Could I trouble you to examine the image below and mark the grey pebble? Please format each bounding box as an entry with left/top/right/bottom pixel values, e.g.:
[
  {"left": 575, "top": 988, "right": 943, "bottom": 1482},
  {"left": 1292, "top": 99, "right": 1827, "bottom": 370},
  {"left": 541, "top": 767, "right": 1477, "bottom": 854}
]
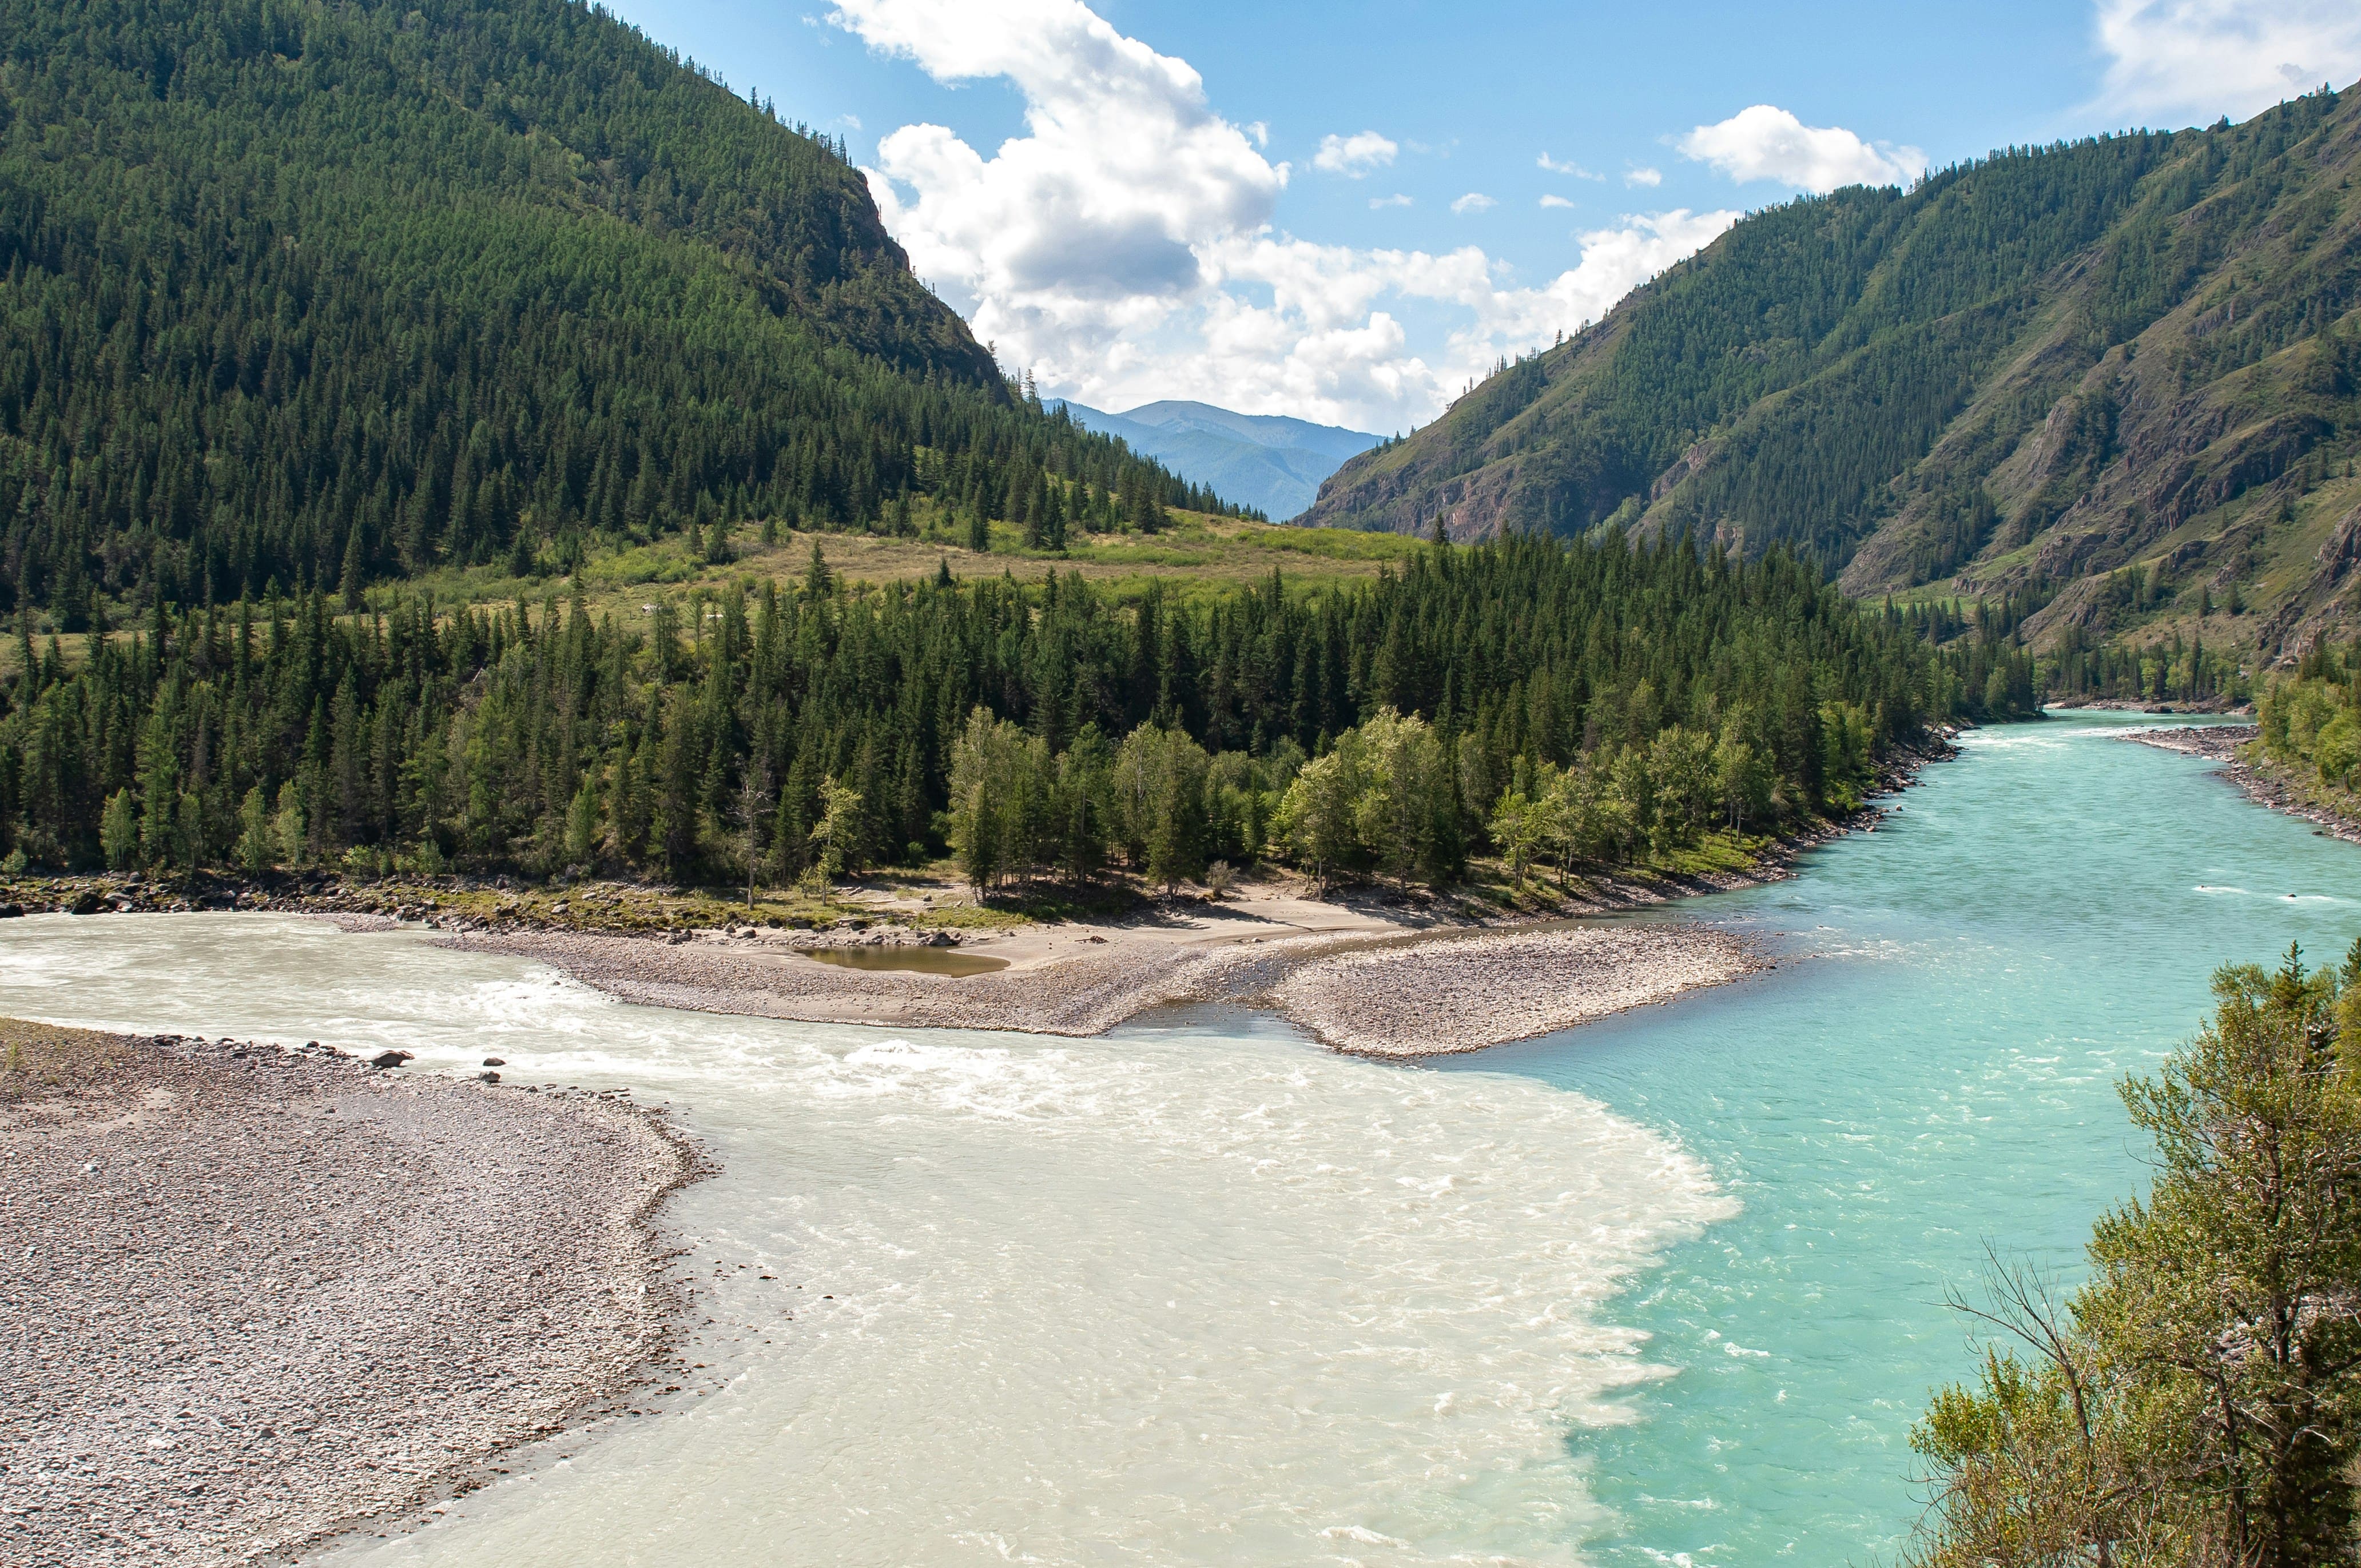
[{"left": 1, "top": 1029, "right": 699, "bottom": 1564}]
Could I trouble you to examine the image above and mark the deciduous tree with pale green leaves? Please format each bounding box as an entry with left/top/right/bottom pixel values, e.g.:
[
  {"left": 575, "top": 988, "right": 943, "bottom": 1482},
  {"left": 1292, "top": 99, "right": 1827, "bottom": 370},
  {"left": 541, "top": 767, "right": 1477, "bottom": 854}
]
[
  {"left": 1272, "top": 750, "right": 1362, "bottom": 894},
  {"left": 1114, "top": 723, "right": 1210, "bottom": 895},
  {"left": 1714, "top": 726, "right": 1774, "bottom": 834},
  {"left": 1487, "top": 788, "right": 1546, "bottom": 890},
  {"left": 1352, "top": 709, "right": 1455, "bottom": 890},
  {"left": 809, "top": 775, "right": 864, "bottom": 882},
  {"left": 1910, "top": 940, "right": 2361, "bottom": 1568}
]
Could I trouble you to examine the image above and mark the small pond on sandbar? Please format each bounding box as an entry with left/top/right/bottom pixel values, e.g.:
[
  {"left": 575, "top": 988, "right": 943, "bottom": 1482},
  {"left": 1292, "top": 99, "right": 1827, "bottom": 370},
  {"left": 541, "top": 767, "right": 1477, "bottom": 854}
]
[{"left": 797, "top": 946, "right": 1011, "bottom": 978}]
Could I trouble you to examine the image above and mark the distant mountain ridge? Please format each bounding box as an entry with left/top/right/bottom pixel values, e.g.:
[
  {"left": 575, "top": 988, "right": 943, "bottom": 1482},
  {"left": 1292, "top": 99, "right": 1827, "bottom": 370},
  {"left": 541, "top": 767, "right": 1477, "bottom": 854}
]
[
  {"left": 1304, "top": 86, "right": 2361, "bottom": 658},
  {"left": 1056, "top": 400, "right": 1381, "bottom": 520}
]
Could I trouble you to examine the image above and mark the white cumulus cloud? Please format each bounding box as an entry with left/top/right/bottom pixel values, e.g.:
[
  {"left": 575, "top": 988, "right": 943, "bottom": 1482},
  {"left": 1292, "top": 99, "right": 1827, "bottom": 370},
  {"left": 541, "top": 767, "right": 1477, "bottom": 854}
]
[
  {"left": 1537, "top": 152, "right": 1605, "bottom": 180},
  {"left": 1314, "top": 130, "right": 1398, "bottom": 176},
  {"left": 833, "top": 0, "right": 1740, "bottom": 429},
  {"left": 1450, "top": 192, "right": 1496, "bottom": 214},
  {"left": 2093, "top": 0, "right": 2361, "bottom": 123},
  {"left": 830, "top": 0, "right": 1279, "bottom": 345},
  {"left": 1369, "top": 193, "right": 1413, "bottom": 209},
  {"left": 1678, "top": 105, "right": 1927, "bottom": 193},
  {"left": 1624, "top": 166, "right": 1662, "bottom": 187},
  {"left": 1539, "top": 194, "right": 1576, "bottom": 209}
]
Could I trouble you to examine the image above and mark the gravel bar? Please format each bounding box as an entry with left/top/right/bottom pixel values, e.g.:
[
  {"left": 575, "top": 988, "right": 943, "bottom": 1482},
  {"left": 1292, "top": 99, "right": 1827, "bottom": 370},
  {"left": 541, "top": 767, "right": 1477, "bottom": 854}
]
[
  {"left": 454, "top": 920, "right": 1766, "bottom": 1058},
  {"left": 0, "top": 1021, "right": 698, "bottom": 1566},
  {"left": 2122, "top": 723, "right": 2256, "bottom": 762},
  {"left": 1267, "top": 924, "right": 1769, "bottom": 1057},
  {"left": 438, "top": 928, "right": 1252, "bottom": 1037}
]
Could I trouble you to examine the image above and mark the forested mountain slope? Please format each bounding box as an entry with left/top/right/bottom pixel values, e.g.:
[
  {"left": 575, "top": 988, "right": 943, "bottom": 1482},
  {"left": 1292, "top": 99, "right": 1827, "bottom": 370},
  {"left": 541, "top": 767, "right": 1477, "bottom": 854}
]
[
  {"left": 1305, "top": 86, "right": 2361, "bottom": 658},
  {"left": 0, "top": 0, "right": 1235, "bottom": 623}
]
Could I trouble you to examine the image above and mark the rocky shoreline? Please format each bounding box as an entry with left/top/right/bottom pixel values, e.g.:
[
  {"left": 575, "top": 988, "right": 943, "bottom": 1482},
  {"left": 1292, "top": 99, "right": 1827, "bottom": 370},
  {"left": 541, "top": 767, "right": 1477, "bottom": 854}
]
[
  {"left": 0, "top": 1021, "right": 701, "bottom": 1566},
  {"left": 2123, "top": 724, "right": 2361, "bottom": 847},
  {"left": 2064, "top": 697, "right": 2253, "bottom": 716}
]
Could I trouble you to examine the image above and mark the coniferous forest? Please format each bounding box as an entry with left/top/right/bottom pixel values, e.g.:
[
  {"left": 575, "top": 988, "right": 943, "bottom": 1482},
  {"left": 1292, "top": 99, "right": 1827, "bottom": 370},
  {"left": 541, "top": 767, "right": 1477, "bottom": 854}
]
[{"left": 0, "top": 536, "right": 1959, "bottom": 887}]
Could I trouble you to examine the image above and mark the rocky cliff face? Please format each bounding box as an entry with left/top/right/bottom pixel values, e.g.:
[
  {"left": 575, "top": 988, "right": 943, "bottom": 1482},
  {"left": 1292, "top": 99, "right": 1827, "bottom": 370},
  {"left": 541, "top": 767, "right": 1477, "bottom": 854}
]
[{"left": 1302, "top": 86, "right": 2361, "bottom": 658}]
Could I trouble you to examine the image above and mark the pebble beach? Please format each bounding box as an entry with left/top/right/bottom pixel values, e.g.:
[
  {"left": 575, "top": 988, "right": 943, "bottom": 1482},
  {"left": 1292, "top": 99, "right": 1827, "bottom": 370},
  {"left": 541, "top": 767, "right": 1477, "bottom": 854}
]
[
  {"left": 1268, "top": 924, "right": 1769, "bottom": 1056},
  {"left": 0, "top": 1021, "right": 697, "bottom": 1565}
]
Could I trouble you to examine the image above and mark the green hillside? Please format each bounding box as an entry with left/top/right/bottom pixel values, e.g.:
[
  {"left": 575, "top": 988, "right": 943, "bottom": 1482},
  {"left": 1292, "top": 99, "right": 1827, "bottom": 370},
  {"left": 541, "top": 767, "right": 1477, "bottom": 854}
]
[
  {"left": 1306, "top": 86, "right": 2361, "bottom": 664},
  {"left": 0, "top": 0, "right": 1237, "bottom": 624}
]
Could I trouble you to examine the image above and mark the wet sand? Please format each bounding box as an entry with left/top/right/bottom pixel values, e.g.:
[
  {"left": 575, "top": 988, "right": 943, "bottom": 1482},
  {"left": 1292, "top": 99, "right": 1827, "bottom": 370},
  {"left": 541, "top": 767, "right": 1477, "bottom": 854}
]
[{"left": 0, "top": 1021, "right": 697, "bottom": 1565}]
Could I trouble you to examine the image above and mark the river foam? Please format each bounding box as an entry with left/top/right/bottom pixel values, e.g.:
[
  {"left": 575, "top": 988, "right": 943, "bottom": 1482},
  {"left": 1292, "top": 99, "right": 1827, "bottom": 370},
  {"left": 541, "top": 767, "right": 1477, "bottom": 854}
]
[{"left": 0, "top": 914, "right": 1733, "bottom": 1566}]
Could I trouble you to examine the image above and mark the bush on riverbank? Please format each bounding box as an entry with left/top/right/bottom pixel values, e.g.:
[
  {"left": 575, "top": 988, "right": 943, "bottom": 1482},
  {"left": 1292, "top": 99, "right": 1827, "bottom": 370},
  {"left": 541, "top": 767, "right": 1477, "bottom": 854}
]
[
  {"left": 1910, "top": 940, "right": 2361, "bottom": 1567},
  {"left": 2257, "top": 644, "right": 2361, "bottom": 799}
]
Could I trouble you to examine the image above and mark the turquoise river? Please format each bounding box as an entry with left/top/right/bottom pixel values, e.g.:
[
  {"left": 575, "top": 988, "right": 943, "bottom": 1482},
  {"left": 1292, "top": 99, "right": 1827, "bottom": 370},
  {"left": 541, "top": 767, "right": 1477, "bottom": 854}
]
[{"left": 2, "top": 710, "right": 2358, "bottom": 1566}]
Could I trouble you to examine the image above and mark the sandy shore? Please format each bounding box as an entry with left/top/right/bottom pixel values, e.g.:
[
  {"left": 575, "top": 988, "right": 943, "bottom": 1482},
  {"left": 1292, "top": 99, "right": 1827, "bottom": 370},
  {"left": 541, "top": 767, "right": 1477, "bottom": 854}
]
[
  {"left": 443, "top": 913, "right": 1333, "bottom": 1037},
  {"left": 450, "top": 893, "right": 1771, "bottom": 1059},
  {"left": 426, "top": 751, "right": 1961, "bottom": 1056},
  {"left": 2125, "top": 724, "right": 2361, "bottom": 846},
  {"left": 0, "top": 1021, "right": 697, "bottom": 1565}
]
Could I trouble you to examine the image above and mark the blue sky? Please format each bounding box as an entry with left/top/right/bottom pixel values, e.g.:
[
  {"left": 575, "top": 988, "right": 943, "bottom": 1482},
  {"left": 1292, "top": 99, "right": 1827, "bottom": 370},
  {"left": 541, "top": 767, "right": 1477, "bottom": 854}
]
[{"left": 609, "top": 0, "right": 2361, "bottom": 432}]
